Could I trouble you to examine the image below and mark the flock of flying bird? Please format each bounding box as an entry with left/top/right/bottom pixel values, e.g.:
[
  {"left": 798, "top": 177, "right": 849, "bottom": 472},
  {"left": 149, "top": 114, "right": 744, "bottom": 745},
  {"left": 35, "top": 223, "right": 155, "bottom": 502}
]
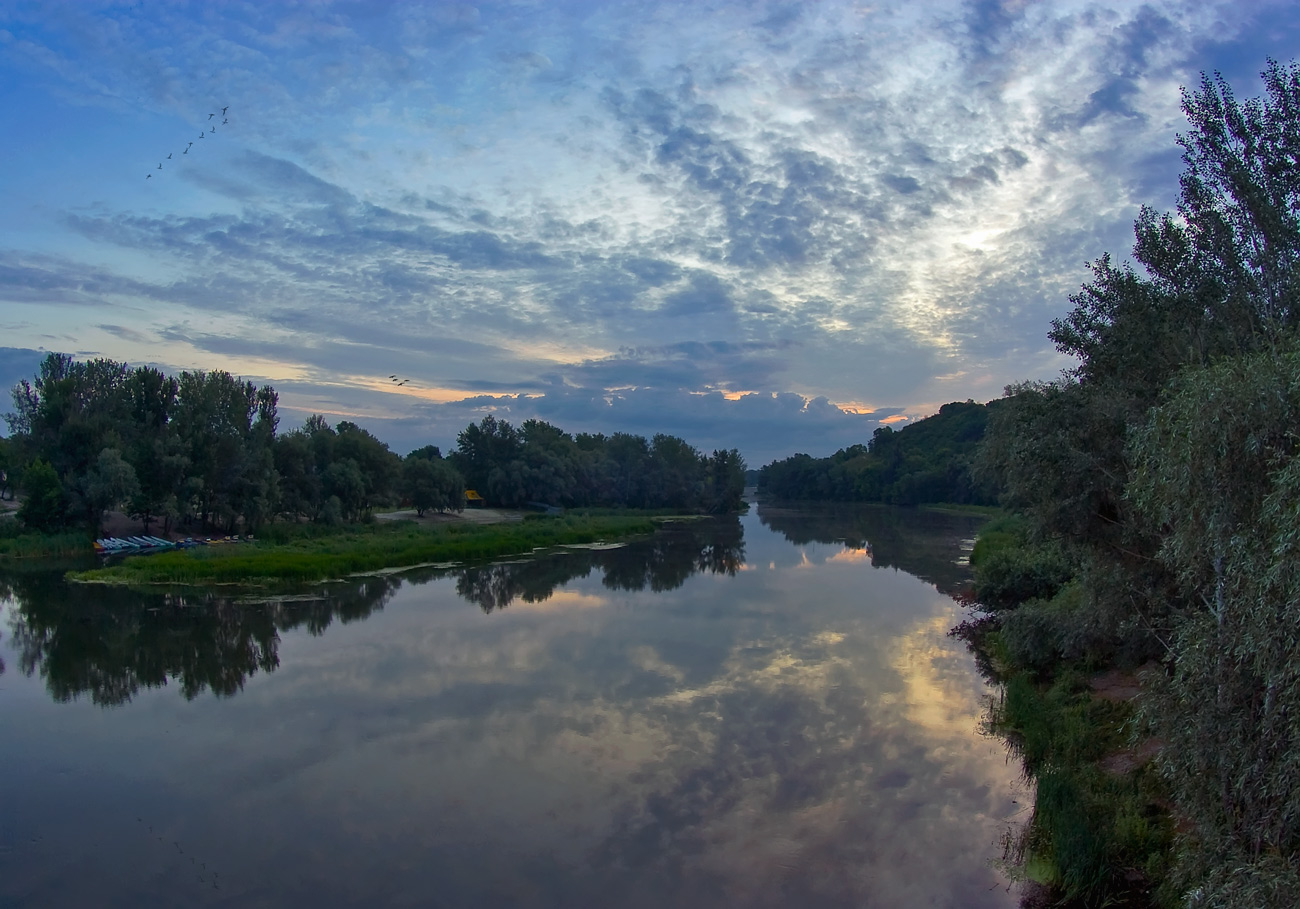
[
  {"left": 389, "top": 375, "right": 411, "bottom": 387},
  {"left": 145, "top": 106, "right": 230, "bottom": 179}
]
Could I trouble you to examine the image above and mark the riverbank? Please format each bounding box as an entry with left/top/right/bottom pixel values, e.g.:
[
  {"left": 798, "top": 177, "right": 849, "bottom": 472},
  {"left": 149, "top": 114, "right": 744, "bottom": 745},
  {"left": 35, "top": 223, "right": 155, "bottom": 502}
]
[
  {"left": 958, "top": 521, "right": 1177, "bottom": 907},
  {"left": 68, "top": 514, "right": 659, "bottom": 587}
]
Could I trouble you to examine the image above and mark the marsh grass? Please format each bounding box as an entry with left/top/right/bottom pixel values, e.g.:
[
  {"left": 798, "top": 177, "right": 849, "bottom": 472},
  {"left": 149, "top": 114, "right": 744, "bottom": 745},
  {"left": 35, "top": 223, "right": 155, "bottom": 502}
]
[
  {"left": 0, "top": 520, "right": 92, "bottom": 559},
  {"left": 69, "top": 515, "right": 656, "bottom": 587}
]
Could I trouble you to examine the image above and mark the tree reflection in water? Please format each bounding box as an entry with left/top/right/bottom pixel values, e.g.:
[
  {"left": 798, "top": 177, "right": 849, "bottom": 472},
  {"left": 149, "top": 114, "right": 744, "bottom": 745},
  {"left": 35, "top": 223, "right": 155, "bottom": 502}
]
[
  {"left": 1, "top": 517, "right": 745, "bottom": 704},
  {"left": 755, "top": 500, "right": 987, "bottom": 596},
  {"left": 0, "top": 564, "right": 399, "bottom": 706},
  {"left": 453, "top": 517, "right": 745, "bottom": 613}
]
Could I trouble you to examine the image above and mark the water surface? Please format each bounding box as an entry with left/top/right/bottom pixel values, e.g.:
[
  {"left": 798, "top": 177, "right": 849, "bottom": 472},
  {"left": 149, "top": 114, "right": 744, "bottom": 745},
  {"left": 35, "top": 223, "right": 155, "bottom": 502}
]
[{"left": 0, "top": 502, "right": 1021, "bottom": 908}]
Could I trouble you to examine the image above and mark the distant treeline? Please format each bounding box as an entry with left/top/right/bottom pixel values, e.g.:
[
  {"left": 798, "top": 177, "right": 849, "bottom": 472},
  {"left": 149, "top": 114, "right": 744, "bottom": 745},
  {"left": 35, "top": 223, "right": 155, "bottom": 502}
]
[
  {"left": 757, "top": 400, "right": 999, "bottom": 506},
  {"left": 0, "top": 354, "right": 745, "bottom": 535}
]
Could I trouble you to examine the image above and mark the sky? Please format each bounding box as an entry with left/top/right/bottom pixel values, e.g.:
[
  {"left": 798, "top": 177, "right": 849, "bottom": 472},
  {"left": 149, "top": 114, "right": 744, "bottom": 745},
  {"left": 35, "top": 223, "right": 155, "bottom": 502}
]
[{"left": 2, "top": 1, "right": 1298, "bottom": 465}]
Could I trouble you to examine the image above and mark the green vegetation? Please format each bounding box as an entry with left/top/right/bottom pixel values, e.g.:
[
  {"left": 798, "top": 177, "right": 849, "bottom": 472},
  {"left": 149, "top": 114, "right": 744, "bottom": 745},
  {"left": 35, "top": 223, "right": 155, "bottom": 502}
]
[
  {"left": 2, "top": 359, "right": 745, "bottom": 540},
  {"left": 963, "top": 61, "right": 1300, "bottom": 907},
  {"left": 0, "top": 517, "right": 91, "bottom": 559},
  {"left": 70, "top": 515, "right": 657, "bottom": 587},
  {"left": 757, "top": 400, "right": 999, "bottom": 505},
  {"left": 449, "top": 415, "right": 745, "bottom": 513}
]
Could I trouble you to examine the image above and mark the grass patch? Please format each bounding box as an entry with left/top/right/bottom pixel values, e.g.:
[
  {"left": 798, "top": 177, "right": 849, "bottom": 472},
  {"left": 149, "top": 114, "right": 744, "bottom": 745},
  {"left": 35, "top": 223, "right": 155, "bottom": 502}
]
[
  {"left": 0, "top": 522, "right": 93, "bottom": 559},
  {"left": 991, "top": 663, "right": 1175, "bottom": 906},
  {"left": 69, "top": 515, "right": 657, "bottom": 587}
]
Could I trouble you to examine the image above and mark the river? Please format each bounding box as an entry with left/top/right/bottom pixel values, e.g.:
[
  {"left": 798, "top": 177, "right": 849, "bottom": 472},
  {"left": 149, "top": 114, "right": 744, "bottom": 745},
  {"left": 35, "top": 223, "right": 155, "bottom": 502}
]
[{"left": 0, "top": 500, "right": 1022, "bottom": 908}]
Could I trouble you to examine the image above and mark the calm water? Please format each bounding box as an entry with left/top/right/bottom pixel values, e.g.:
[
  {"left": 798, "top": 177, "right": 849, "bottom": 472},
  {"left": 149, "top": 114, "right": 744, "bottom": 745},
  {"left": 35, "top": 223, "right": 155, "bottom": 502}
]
[{"left": 0, "top": 501, "right": 1022, "bottom": 908}]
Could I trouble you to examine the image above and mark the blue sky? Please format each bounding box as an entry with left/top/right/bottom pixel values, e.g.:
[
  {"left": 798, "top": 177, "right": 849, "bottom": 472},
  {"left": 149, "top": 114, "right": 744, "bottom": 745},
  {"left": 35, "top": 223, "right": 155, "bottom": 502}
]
[{"left": 2, "top": 1, "right": 1298, "bottom": 464}]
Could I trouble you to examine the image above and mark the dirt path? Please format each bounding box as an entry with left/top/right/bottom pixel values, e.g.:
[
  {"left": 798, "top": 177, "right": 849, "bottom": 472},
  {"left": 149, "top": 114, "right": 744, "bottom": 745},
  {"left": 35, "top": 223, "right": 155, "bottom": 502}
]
[{"left": 373, "top": 507, "right": 523, "bottom": 526}]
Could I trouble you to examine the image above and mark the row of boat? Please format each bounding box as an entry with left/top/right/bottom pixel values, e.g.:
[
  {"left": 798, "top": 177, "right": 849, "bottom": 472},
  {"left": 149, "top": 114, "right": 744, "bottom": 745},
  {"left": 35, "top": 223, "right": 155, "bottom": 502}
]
[{"left": 93, "top": 535, "right": 251, "bottom": 555}]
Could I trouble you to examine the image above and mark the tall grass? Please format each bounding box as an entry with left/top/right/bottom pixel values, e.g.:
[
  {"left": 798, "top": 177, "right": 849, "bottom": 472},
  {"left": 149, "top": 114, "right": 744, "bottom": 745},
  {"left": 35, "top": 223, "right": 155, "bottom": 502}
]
[
  {"left": 0, "top": 522, "right": 92, "bottom": 559},
  {"left": 70, "top": 515, "right": 656, "bottom": 586},
  {"left": 991, "top": 669, "right": 1174, "bottom": 905}
]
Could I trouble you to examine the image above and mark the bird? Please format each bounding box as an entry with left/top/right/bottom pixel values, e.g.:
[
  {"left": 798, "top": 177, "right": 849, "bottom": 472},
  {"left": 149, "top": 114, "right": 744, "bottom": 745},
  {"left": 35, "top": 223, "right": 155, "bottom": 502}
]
[
  {"left": 208, "top": 112, "right": 215, "bottom": 120},
  {"left": 397, "top": 379, "right": 409, "bottom": 386},
  {"left": 199, "top": 132, "right": 205, "bottom": 139},
  {"left": 187, "top": 141, "right": 193, "bottom": 148},
  {"left": 209, "top": 126, "right": 215, "bottom": 133},
  {"left": 222, "top": 118, "right": 229, "bottom": 125},
  {"left": 183, "top": 147, "right": 189, "bottom": 154},
  {"left": 157, "top": 163, "right": 163, "bottom": 169},
  {"left": 145, "top": 173, "right": 152, "bottom": 179},
  {"left": 167, "top": 153, "right": 172, "bottom": 159},
  {"left": 388, "top": 374, "right": 397, "bottom": 379},
  {"left": 222, "top": 106, "right": 228, "bottom": 115}
]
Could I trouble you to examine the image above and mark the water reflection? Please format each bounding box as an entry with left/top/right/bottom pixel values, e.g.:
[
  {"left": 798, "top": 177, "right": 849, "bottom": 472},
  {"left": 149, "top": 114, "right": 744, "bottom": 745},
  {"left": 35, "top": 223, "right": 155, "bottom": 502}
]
[
  {"left": 756, "top": 500, "right": 984, "bottom": 595},
  {"left": 453, "top": 517, "right": 745, "bottom": 612},
  {"left": 0, "top": 518, "right": 744, "bottom": 704},
  {"left": 1, "top": 565, "right": 398, "bottom": 705},
  {"left": 0, "top": 506, "right": 1017, "bottom": 908}
]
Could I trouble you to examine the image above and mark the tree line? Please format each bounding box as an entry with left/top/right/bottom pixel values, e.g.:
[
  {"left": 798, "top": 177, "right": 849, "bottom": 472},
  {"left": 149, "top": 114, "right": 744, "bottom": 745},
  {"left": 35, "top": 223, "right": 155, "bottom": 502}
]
[
  {"left": 970, "top": 60, "right": 1300, "bottom": 906},
  {"left": 757, "top": 399, "right": 999, "bottom": 505},
  {"left": 0, "top": 356, "right": 745, "bottom": 535},
  {"left": 448, "top": 414, "right": 745, "bottom": 514}
]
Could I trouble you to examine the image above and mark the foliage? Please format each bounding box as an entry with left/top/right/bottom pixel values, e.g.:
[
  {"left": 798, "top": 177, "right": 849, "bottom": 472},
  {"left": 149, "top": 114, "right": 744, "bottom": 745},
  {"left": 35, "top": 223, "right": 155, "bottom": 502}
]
[
  {"left": 1130, "top": 344, "right": 1300, "bottom": 902},
  {"left": 70, "top": 515, "right": 657, "bottom": 587},
  {"left": 759, "top": 400, "right": 999, "bottom": 505},
  {"left": 991, "top": 671, "right": 1173, "bottom": 905},
  {"left": 17, "top": 459, "right": 67, "bottom": 533},
  {"left": 971, "top": 60, "right": 1300, "bottom": 906},
  {"left": 973, "top": 540, "right": 1073, "bottom": 611},
  {"left": 447, "top": 416, "right": 745, "bottom": 512},
  {"left": 402, "top": 455, "right": 465, "bottom": 516}
]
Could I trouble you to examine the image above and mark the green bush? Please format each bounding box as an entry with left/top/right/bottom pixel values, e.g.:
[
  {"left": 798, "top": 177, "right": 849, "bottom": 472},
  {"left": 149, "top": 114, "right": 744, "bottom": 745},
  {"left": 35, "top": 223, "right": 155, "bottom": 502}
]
[
  {"left": 998, "top": 584, "right": 1115, "bottom": 673},
  {"left": 974, "top": 540, "right": 1073, "bottom": 609}
]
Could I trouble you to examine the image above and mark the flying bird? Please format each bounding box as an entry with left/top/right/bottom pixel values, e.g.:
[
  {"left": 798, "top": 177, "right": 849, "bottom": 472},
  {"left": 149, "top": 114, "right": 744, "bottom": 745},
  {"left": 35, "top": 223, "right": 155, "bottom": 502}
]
[
  {"left": 157, "top": 163, "right": 163, "bottom": 169},
  {"left": 222, "top": 118, "right": 228, "bottom": 125},
  {"left": 209, "top": 126, "right": 215, "bottom": 133},
  {"left": 145, "top": 173, "right": 151, "bottom": 179},
  {"left": 199, "top": 132, "right": 205, "bottom": 139},
  {"left": 222, "top": 106, "right": 229, "bottom": 115},
  {"left": 166, "top": 153, "right": 172, "bottom": 159},
  {"left": 183, "top": 147, "right": 189, "bottom": 154},
  {"left": 208, "top": 112, "right": 215, "bottom": 120}
]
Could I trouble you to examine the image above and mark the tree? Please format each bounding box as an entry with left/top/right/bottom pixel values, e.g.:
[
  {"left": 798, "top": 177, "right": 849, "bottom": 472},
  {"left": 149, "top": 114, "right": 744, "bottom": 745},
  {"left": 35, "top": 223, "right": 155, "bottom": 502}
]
[
  {"left": 402, "top": 455, "right": 464, "bottom": 515},
  {"left": 704, "top": 448, "right": 746, "bottom": 514},
  {"left": 1130, "top": 344, "right": 1300, "bottom": 903},
  {"left": 17, "top": 460, "right": 66, "bottom": 533}
]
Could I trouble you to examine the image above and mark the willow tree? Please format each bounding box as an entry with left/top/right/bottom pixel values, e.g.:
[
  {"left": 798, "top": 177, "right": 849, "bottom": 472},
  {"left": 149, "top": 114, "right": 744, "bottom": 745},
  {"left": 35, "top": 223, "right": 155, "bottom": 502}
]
[{"left": 1131, "top": 346, "right": 1300, "bottom": 905}]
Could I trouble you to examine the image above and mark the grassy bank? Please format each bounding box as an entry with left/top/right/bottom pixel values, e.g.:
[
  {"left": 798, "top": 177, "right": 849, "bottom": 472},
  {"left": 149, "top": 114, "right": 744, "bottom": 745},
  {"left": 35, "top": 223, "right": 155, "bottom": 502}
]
[
  {"left": 0, "top": 520, "right": 93, "bottom": 559},
  {"left": 70, "top": 514, "right": 658, "bottom": 587},
  {"left": 962, "top": 521, "right": 1176, "bottom": 907}
]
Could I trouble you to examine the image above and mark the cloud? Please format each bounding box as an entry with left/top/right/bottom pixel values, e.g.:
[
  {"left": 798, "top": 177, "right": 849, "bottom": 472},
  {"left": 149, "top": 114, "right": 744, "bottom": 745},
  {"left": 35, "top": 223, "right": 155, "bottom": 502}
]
[{"left": 0, "top": 0, "right": 1291, "bottom": 462}]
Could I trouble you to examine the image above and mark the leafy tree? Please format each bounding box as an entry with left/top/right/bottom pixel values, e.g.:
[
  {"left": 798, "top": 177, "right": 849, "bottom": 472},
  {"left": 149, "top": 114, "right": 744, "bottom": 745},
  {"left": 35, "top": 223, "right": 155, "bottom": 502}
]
[
  {"left": 79, "top": 448, "right": 141, "bottom": 533},
  {"left": 17, "top": 460, "right": 66, "bottom": 533},
  {"left": 704, "top": 448, "right": 746, "bottom": 513},
  {"left": 402, "top": 455, "right": 465, "bottom": 515},
  {"left": 1130, "top": 344, "right": 1300, "bottom": 903}
]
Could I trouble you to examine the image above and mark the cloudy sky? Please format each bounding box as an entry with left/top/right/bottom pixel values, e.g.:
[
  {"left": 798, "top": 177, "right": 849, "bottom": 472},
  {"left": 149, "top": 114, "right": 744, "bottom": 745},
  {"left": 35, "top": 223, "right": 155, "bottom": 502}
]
[{"left": 2, "top": 1, "right": 1297, "bottom": 464}]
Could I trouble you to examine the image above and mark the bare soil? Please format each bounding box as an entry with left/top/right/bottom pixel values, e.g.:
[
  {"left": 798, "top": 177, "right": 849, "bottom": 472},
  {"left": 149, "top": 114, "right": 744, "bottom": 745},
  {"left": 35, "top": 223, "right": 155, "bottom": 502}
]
[{"left": 373, "top": 507, "right": 522, "bottom": 526}]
